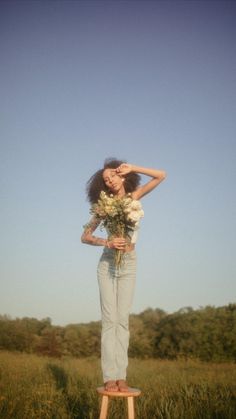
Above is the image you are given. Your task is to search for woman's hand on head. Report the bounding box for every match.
[116,163,132,176]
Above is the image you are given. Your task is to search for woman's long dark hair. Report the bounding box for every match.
[86,158,141,204]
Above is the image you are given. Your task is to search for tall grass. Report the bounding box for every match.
[0,351,235,418]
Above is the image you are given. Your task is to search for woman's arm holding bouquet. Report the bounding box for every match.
[117,163,167,200]
[81,216,126,250]
[81,216,106,246]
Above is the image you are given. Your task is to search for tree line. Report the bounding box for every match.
[0,304,235,362]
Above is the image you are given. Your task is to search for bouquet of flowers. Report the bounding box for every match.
[90,191,144,267]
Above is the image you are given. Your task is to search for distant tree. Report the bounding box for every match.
[129,308,166,358]
[36,326,63,357]
[154,304,236,361]
[0,318,36,352]
[63,326,81,357]
[1,304,235,361]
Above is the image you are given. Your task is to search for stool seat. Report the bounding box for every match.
[97,386,141,397]
[97,386,141,419]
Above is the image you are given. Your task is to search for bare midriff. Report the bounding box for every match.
[123,243,135,252]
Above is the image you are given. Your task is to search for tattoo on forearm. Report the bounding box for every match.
[89,236,106,246]
[82,217,105,247]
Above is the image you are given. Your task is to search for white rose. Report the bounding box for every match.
[130,200,142,210]
[127,210,143,223]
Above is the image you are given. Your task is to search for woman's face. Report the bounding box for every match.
[103,168,124,194]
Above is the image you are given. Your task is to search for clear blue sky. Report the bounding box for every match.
[1,0,235,326]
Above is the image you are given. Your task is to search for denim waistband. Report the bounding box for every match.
[102,248,136,258]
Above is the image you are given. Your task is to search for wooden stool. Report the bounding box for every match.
[97,386,141,419]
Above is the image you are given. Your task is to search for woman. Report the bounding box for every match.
[81,158,166,392]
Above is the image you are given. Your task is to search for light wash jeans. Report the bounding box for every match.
[97,248,136,383]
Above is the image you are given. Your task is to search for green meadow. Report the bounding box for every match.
[0,351,235,419]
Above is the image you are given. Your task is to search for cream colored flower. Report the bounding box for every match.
[130,200,142,210]
[127,209,144,223]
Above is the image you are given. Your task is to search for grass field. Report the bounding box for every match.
[0,351,235,418]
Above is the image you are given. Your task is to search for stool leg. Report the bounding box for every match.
[127,396,135,419]
[99,395,109,419]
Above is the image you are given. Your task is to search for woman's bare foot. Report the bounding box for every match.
[116,379,129,392]
[104,380,119,392]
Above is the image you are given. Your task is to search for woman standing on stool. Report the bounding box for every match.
[81,158,166,392]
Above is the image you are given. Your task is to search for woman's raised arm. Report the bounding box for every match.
[116,163,167,200]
